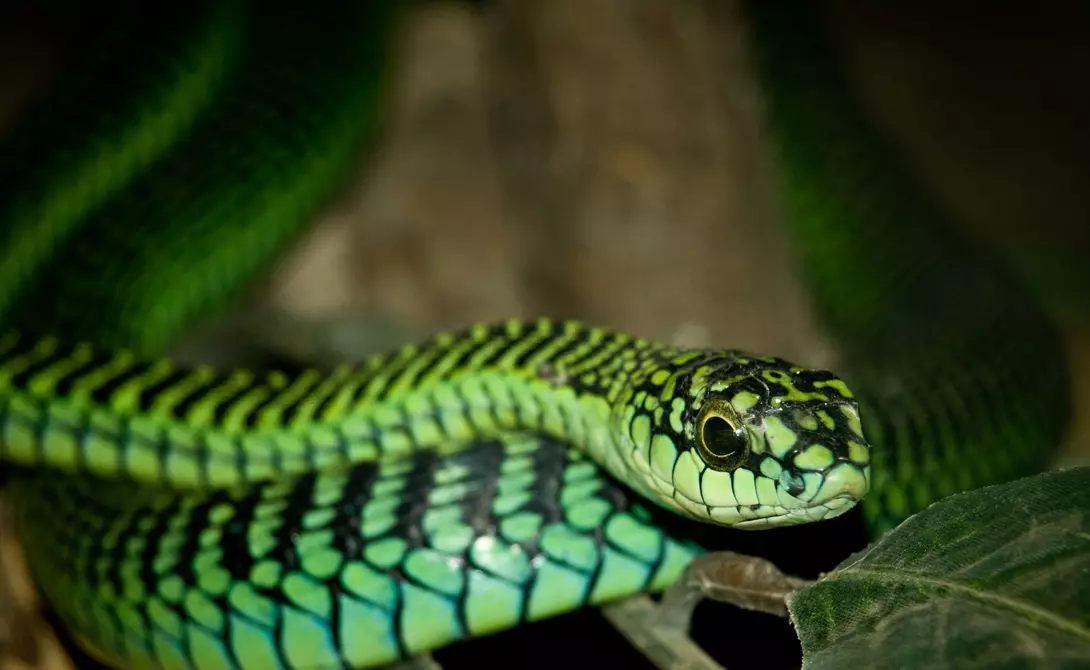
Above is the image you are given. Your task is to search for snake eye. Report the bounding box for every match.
[696,401,749,472]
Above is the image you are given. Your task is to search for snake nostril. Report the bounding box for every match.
[781,471,806,497]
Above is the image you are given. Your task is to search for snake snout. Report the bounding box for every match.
[812,462,870,505]
[768,398,872,518]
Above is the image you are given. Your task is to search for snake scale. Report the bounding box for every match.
[0,2,1072,669]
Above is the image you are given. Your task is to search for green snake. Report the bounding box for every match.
[0,3,1071,669]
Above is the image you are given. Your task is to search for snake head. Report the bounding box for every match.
[624,351,871,528]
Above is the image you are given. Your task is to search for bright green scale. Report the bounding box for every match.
[0,2,1071,669]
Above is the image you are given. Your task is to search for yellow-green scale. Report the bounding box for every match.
[0,321,672,494]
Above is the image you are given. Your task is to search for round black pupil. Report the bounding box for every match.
[702,416,742,457]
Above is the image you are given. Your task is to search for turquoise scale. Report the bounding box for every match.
[8,436,701,669]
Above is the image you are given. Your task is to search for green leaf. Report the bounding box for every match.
[788,467,1090,669]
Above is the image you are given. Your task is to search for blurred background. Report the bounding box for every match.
[1,1,1088,668]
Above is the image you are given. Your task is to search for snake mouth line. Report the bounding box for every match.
[730,494,859,529]
[667,488,861,528]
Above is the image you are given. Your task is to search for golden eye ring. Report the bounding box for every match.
[695,399,750,472]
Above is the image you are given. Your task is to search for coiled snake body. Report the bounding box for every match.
[0,2,1071,668]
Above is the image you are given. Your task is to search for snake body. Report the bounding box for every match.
[5,319,867,668]
[0,2,1072,669]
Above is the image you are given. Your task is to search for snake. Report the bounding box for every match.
[0,2,1072,669]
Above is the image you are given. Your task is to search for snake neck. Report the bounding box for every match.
[0,320,679,492]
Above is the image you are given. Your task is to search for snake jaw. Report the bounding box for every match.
[620,427,870,529]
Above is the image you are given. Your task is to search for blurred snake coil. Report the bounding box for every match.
[0,2,1071,669]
